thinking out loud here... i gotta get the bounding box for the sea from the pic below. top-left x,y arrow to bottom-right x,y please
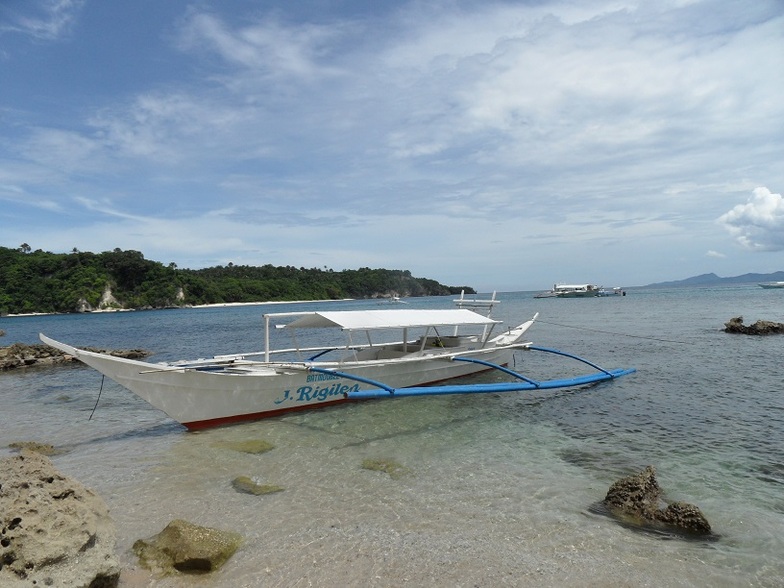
1,286 -> 783,587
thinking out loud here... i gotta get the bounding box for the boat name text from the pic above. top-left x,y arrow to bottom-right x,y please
274,381 -> 360,404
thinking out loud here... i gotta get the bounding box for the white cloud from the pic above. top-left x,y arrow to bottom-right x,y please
21,128 -> 103,173
718,187 -> 784,251
177,12 -> 346,80
0,0 -> 85,40
2,0 -> 783,289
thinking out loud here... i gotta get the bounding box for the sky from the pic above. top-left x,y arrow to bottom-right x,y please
1,0 -> 783,291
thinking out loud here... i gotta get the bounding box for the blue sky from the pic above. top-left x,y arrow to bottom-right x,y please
1,0 -> 783,291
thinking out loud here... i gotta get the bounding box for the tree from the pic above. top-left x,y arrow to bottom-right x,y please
0,245 -> 472,313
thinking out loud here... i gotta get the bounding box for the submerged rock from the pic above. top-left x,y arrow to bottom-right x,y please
603,466 -> 712,536
724,316 -> 784,335
361,458 -> 412,479
214,439 -> 275,454
132,519 -> 242,575
0,450 -> 120,587
7,440 -> 63,456
231,476 -> 284,495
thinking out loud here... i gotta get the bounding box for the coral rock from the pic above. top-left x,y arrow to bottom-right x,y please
603,466 -> 711,536
133,519 -> 242,575
0,450 -> 120,587
724,316 -> 784,335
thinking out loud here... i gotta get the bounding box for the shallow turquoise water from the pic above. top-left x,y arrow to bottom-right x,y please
1,286 -> 783,586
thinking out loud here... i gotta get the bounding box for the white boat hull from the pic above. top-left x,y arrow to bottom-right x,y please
40,327 -> 531,430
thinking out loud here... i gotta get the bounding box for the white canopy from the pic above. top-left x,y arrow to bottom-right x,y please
276,309 -> 500,331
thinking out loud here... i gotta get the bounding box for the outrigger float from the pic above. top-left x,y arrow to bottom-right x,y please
40,293 -> 635,430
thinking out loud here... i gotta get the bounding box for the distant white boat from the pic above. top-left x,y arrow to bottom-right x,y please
758,282 -> 784,289
534,284 -> 602,298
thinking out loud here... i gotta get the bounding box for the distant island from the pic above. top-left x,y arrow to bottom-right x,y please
0,245 -> 474,315
642,271 -> 784,288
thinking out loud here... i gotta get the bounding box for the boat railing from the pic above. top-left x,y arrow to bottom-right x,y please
168,333 -> 532,372
215,342 -> 394,361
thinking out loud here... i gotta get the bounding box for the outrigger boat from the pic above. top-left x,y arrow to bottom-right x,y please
39,294 -> 634,430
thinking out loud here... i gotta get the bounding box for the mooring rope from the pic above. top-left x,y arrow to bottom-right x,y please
536,319 -> 689,344
89,375 -> 105,420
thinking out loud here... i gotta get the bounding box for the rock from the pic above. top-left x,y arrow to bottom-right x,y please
83,346 -> 150,359
603,466 -> 711,536
0,343 -> 151,371
604,465 -> 661,519
656,501 -> 713,534
0,343 -> 62,370
213,439 -> 275,454
0,450 -> 120,587
361,458 -> 412,479
724,316 -> 784,335
231,476 -> 284,495
132,519 -> 242,575
7,441 -> 62,456
76,298 -> 93,313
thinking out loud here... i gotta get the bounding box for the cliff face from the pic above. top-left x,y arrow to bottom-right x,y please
99,283 -> 121,309
76,283 -> 121,312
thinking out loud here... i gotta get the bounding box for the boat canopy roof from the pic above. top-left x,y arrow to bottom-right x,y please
273,309 -> 501,331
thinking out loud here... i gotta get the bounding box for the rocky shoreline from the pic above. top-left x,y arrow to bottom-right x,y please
1,448 -> 244,586
0,342 -> 151,371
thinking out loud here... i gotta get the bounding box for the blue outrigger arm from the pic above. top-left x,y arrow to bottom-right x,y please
307,346 -> 635,401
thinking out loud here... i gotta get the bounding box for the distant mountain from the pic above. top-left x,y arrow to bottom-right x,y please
643,271 -> 784,288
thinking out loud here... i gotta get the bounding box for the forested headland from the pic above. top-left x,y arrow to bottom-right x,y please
0,245 -> 474,315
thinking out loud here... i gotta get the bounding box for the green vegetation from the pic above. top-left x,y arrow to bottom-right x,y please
0,245 -> 473,315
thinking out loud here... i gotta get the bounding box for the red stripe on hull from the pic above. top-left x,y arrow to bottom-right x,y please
182,397 -> 354,430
